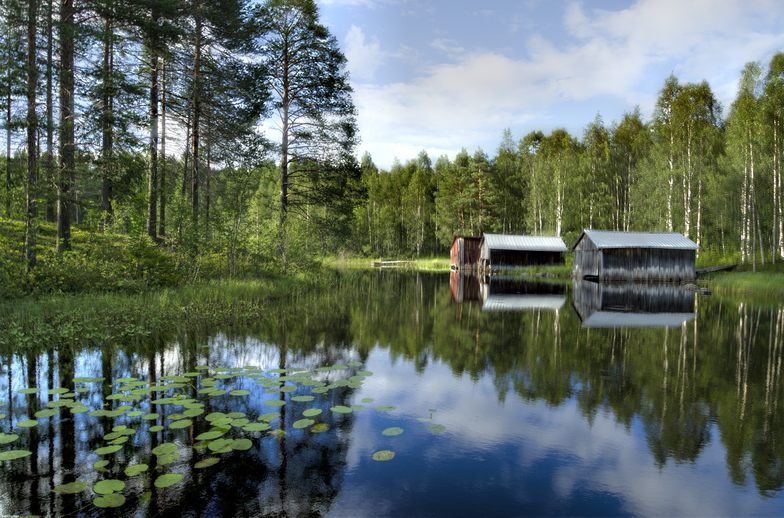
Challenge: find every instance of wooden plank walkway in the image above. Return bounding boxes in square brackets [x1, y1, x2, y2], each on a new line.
[696, 264, 737, 274]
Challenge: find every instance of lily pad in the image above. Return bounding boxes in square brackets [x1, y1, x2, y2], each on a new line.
[94, 493, 125, 508]
[242, 423, 271, 432]
[0, 433, 19, 444]
[0, 450, 32, 460]
[48, 387, 69, 394]
[280, 386, 297, 393]
[311, 423, 330, 433]
[149, 425, 164, 432]
[374, 406, 395, 412]
[142, 413, 159, 420]
[259, 412, 280, 422]
[74, 377, 103, 383]
[357, 371, 373, 377]
[125, 464, 148, 476]
[231, 438, 253, 450]
[95, 445, 122, 455]
[208, 438, 234, 453]
[209, 390, 227, 397]
[127, 411, 144, 417]
[372, 450, 395, 461]
[226, 412, 246, 418]
[416, 417, 431, 423]
[70, 405, 90, 414]
[154, 473, 183, 488]
[268, 429, 286, 438]
[382, 427, 404, 436]
[350, 405, 365, 411]
[332, 364, 348, 370]
[195, 457, 220, 469]
[361, 398, 374, 403]
[348, 361, 363, 366]
[152, 443, 178, 455]
[302, 408, 322, 417]
[19, 388, 41, 394]
[230, 418, 250, 427]
[428, 424, 447, 434]
[195, 430, 225, 441]
[293, 419, 315, 429]
[169, 419, 193, 429]
[156, 453, 180, 465]
[263, 400, 286, 407]
[16, 419, 39, 428]
[195, 365, 210, 370]
[205, 412, 226, 422]
[330, 406, 352, 413]
[228, 390, 250, 396]
[114, 377, 137, 383]
[292, 396, 315, 402]
[52, 481, 89, 494]
[94, 460, 109, 468]
[311, 387, 329, 394]
[34, 409, 58, 418]
[94, 479, 125, 494]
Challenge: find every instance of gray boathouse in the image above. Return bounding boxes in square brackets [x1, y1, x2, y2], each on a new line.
[572, 229, 699, 282]
[480, 234, 567, 272]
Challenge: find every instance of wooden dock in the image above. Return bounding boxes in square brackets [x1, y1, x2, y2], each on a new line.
[696, 264, 737, 274]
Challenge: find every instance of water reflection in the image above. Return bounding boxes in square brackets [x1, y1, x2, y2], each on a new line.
[572, 279, 696, 328]
[480, 275, 567, 312]
[0, 271, 782, 517]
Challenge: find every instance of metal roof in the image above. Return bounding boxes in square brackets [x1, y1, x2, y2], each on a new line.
[573, 229, 699, 250]
[482, 234, 568, 252]
[482, 294, 566, 312]
[581, 311, 696, 328]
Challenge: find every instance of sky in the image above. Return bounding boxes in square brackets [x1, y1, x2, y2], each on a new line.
[314, 0, 784, 170]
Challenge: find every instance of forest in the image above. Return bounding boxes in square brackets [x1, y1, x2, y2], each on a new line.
[1, 0, 783, 298]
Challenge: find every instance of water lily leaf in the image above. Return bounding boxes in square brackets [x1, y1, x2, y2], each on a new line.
[125, 464, 148, 477]
[195, 365, 210, 370]
[19, 388, 41, 394]
[374, 406, 394, 412]
[231, 438, 253, 451]
[142, 413, 159, 420]
[75, 388, 90, 393]
[70, 405, 89, 414]
[200, 380, 217, 387]
[230, 418, 250, 427]
[263, 400, 286, 407]
[48, 387, 69, 394]
[184, 403, 204, 409]
[259, 412, 280, 422]
[357, 371, 373, 377]
[52, 481, 89, 494]
[279, 386, 297, 393]
[183, 408, 204, 418]
[293, 419, 315, 429]
[311, 423, 329, 433]
[114, 377, 137, 383]
[88, 410, 110, 417]
[0, 412, 5, 418]
[195, 430, 225, 441]
[382, 427, 404, 436]
[152, 443, 177, 456]
[182, 372, 201, 377]
[226, 412, 246, 419]
[94, 460, 109, 468]
[291, 396, 315, 402]
[208, 438, 234, 453]
[127, 411, 144, 417]
[268, 429, 286, 438]
[270, 369, 288, 374]
[94, 493, 125, 508]
[334, 380, 351, 387]
[311, 387, 328, 394]
[416, 417, 430, 423]
[428, 424, 446, 434]
[242, 423, 271, 432]
[350, 405, 365, 411]
[16, 419, 38, 428]
[156, 453, 180, 465]
[0, 450, 32, 461]
[348, 361, 363, 366]
[372, 450, 395, 461]
[332, 364, 348, 370]
[265, 388, 281, 394]
[229, 390, 250, 396]
[154, 473, 183, 488]
[330, 406, 352, 414]
[73, 377, 103, 383]
[149, 425, 164, 432]
[131, 388, 151, 396]
[198, 388, 217, 395]
[0, 433, 19, 444]
[349, 376, 366, 383]
[95, 445, 122, 455]
[205, 412, 227, 422]
[195, 457, 220, 469]
[94, 479, 125, 494]
[152, 398, 178, 405]
[47, 399, 74, 408]
[103, 432, 122, 441]
[302, 409, 322, 417]
[34, 409, 58, 418]
[301, 380, 320, 386]
[209, 390, 227, 397]
[361, 398, 374, 403]
[314, 366, 332, 372]
[169, 419, 192, 429]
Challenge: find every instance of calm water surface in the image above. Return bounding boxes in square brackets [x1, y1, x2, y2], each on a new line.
[0, 270, 783, 517]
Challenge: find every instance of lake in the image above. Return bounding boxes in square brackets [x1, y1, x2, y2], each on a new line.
[0, 270, 783, 517]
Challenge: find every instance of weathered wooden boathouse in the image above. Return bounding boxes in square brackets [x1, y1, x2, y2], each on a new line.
[480, 276, 566, 312]
[572, 229, 699, 282]
[450, 236, 482, 270]
[450, 270, 480, 303]
[479, 234, 567, 272]
[571, 279, 696, 328]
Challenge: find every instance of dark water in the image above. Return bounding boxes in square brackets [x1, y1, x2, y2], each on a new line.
[1, 270, 783, 517]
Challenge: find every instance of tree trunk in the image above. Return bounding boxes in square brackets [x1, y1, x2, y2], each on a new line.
[100, 17, 113, 224]
[45, 0, 54, 222]
[190, 0, 202, 224]
[25, 0, 38, 273]
[159, 57, 166, 236]
[147, 48, 158, 239]
[57, 0, 74, 254]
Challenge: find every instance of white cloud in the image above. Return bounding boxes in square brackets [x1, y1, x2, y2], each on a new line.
[344, 25, 385, 81]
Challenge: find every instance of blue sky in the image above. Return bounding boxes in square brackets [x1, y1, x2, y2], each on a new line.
[314, 0, 784, 170]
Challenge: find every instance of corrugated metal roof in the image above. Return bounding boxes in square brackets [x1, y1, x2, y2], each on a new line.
[574, 229, 699, 250]
[482, 234, 568, 252]
[582, 311, 696, 328]
[482, 294, 566, 312]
